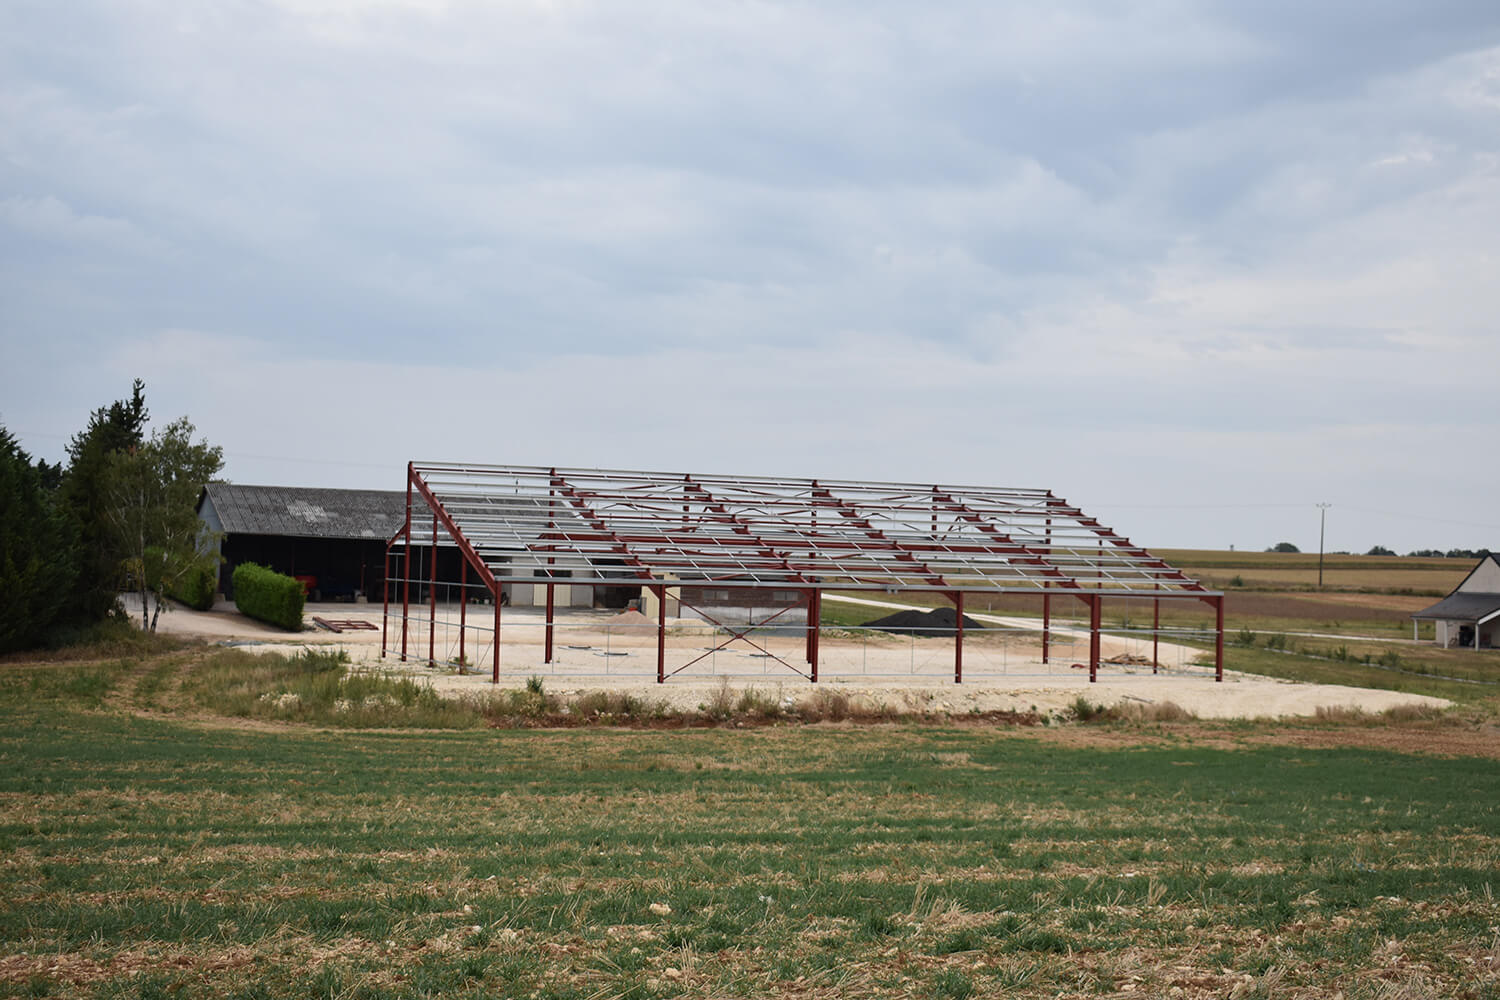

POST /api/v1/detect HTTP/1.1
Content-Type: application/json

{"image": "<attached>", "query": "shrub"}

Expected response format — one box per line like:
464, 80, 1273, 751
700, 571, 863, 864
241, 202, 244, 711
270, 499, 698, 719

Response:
1070, 695, 1106, 722
1104, 700, 1196, 723
168, 563, 216, 611
232, 562, 305, 631
797, 688, 850, 722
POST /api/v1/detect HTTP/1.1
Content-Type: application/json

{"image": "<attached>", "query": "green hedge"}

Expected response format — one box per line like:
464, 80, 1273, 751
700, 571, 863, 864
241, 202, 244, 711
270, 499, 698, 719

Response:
169, 563, 217, 611
142, 545, 218, 612
232, 562, 305, 631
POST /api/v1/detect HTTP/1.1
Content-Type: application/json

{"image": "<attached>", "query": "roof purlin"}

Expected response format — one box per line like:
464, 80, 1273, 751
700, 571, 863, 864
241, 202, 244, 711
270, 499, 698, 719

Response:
406, 462, 1214, 598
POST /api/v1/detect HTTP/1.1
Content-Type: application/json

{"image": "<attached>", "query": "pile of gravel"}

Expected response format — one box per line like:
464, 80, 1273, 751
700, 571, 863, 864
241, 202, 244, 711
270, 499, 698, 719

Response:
859, 607, 984, 638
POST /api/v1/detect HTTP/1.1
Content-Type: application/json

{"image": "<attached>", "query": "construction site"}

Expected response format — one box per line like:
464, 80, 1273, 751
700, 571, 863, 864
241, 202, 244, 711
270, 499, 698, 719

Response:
380, 462, 1226, 686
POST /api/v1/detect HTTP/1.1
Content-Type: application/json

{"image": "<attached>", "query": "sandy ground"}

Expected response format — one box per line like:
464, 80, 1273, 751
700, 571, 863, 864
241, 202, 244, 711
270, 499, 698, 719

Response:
145, 596, 1453, 720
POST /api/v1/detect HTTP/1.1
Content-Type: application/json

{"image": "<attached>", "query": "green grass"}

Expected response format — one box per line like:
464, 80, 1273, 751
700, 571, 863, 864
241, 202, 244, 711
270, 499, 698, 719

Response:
1, 656, 1498, 997
1209, 639, 1500, 707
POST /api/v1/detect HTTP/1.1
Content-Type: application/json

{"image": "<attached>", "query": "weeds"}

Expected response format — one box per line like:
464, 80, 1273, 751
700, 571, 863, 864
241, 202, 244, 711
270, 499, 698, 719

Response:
1070, 695, 1106, 722
1103, 699, 1196, 723
0, 614, 184, 664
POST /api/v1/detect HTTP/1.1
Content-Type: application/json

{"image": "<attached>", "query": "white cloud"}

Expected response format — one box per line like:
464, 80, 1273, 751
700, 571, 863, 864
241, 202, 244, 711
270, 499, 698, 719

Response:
2, 4, 1499, 552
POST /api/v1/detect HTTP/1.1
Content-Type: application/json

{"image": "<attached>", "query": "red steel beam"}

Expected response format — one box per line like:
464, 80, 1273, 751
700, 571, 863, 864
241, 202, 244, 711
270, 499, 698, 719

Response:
1088, 594, 1101, 684
1215, 595, 1224, 683
655, 585, 666, 684
809, 486, 947, 587
1042, 593, 1051, 664
932, 494, 1084, 592
544, 583, 555, 664
428, 511, 437, 667
1152, 583, 1160, 675
808, 589, 820, 683
954, 591, 964, 684
401, 480, 411, 662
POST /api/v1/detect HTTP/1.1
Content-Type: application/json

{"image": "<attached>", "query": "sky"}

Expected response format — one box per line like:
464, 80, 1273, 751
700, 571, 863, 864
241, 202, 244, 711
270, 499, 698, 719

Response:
3, 0, 1498, 555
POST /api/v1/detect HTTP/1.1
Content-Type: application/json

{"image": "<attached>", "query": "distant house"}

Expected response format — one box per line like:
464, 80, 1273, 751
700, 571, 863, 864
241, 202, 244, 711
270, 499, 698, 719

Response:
1411, 554, 1500, 649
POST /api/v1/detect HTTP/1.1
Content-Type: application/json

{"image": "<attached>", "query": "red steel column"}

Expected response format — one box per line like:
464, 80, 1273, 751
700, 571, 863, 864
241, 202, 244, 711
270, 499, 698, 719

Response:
1042, 593, 1051, 663
1152, 595, 1160, 675
1042, 513, 1053, 664
1089, 595, 1101, 684
954, 591, 964, 684
428, 511, 438, 666
803, 589, 814, 663
1215, 595, 1224, 682
400, 479, 412, 662
458, 558, 468, 667
492, 593, 501, 684
381, 544, 390, 659
655, 585, 666, 684
808, 590, 820, 683
544, 582, 555, 664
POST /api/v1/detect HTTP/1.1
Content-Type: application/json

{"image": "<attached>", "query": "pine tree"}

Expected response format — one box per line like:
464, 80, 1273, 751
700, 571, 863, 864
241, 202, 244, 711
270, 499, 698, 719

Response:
0, 426, 80, 651
58, 379, 149, 620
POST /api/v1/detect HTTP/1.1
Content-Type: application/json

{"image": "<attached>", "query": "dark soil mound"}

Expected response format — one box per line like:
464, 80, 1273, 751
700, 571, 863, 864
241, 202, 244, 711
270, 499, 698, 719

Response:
860, 606, 984, 637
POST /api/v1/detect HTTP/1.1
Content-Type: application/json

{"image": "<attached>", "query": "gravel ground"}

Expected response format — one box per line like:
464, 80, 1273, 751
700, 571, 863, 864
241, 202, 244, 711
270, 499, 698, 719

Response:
147, 596, 1452, 720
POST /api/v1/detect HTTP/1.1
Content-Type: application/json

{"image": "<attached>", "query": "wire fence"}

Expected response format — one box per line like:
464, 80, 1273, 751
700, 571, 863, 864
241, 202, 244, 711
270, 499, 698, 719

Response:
380, 579, 1220, 684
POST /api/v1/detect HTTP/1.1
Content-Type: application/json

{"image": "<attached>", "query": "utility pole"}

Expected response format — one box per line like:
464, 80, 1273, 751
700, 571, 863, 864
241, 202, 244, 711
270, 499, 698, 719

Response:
1317, 503, 1332, 589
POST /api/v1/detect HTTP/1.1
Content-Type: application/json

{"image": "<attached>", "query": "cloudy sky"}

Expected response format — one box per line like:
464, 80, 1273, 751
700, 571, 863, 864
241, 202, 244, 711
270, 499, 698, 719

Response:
3, 0, 1498, 554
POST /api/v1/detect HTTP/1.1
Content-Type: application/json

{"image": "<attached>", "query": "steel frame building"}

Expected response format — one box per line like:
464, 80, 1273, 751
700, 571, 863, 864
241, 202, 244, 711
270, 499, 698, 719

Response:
383, 462, 1225, 683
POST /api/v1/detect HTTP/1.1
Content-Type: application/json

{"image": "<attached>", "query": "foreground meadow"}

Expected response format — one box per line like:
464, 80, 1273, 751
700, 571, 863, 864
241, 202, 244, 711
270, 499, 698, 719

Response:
2, 645, 1499, 999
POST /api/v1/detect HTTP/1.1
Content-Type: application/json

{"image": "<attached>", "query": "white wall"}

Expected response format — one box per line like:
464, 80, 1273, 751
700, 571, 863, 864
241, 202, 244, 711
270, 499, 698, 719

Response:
1458, 557, 1500, 593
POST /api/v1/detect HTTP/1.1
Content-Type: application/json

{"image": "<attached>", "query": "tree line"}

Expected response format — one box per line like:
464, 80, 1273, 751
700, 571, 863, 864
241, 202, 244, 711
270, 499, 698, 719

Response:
1266, 542, 1492, 558
1, 380, 223, 652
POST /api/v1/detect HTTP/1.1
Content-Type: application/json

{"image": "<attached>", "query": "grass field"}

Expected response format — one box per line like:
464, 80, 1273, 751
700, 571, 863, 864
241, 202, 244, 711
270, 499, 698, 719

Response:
3, 641, 1500, 998
824, 550, 1490, 662
1153, 550, 1471, 597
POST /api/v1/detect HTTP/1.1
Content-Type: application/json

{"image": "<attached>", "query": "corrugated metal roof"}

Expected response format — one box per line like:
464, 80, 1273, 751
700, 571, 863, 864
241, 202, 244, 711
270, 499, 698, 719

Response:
1411, 592, 1500, 621
200, 484, 407, 541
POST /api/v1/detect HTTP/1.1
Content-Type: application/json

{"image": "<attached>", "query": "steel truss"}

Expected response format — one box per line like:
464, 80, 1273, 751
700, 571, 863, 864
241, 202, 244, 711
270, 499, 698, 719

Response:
382, 463, 1225, 684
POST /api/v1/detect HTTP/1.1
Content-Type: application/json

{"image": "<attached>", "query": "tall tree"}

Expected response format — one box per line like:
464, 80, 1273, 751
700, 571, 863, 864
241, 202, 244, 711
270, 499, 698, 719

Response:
59, 379, 149, 620
103, 417, 224, 632
0, 426, 79, 651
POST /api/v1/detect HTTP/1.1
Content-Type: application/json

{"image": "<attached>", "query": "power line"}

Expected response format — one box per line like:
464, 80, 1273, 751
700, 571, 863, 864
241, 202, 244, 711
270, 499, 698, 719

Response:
1092, 501, 1498, 531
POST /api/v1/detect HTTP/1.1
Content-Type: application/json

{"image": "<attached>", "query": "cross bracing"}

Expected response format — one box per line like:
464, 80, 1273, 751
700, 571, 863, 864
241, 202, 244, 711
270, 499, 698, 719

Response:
404, 462, 1211, 598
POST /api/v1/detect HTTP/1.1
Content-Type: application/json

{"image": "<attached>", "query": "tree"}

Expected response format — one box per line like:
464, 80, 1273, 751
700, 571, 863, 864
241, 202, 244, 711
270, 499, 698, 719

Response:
1366, 545, 1396, 556
59, 379, 149, 620
0, 426, 79, 651
1267, 542, 1300, 553
103, 417, 224, 632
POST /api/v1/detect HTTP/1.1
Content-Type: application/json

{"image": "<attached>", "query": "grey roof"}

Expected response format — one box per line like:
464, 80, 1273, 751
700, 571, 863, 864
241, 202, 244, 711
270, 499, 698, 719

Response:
1411, 592, 1500, 621
199, 484, 407, 541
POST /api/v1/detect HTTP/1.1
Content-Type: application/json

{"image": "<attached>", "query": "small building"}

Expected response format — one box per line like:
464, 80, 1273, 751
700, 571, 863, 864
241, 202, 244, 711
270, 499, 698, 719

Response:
198, 484, 407, 601
197, 483, 599, 609
673, 585, 807, 626
1411, 554, 1500, 649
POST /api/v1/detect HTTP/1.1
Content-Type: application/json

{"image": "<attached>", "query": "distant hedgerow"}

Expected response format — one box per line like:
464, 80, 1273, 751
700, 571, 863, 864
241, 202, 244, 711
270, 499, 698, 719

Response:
232, 562, 304, 631
169, 563, 217, 611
